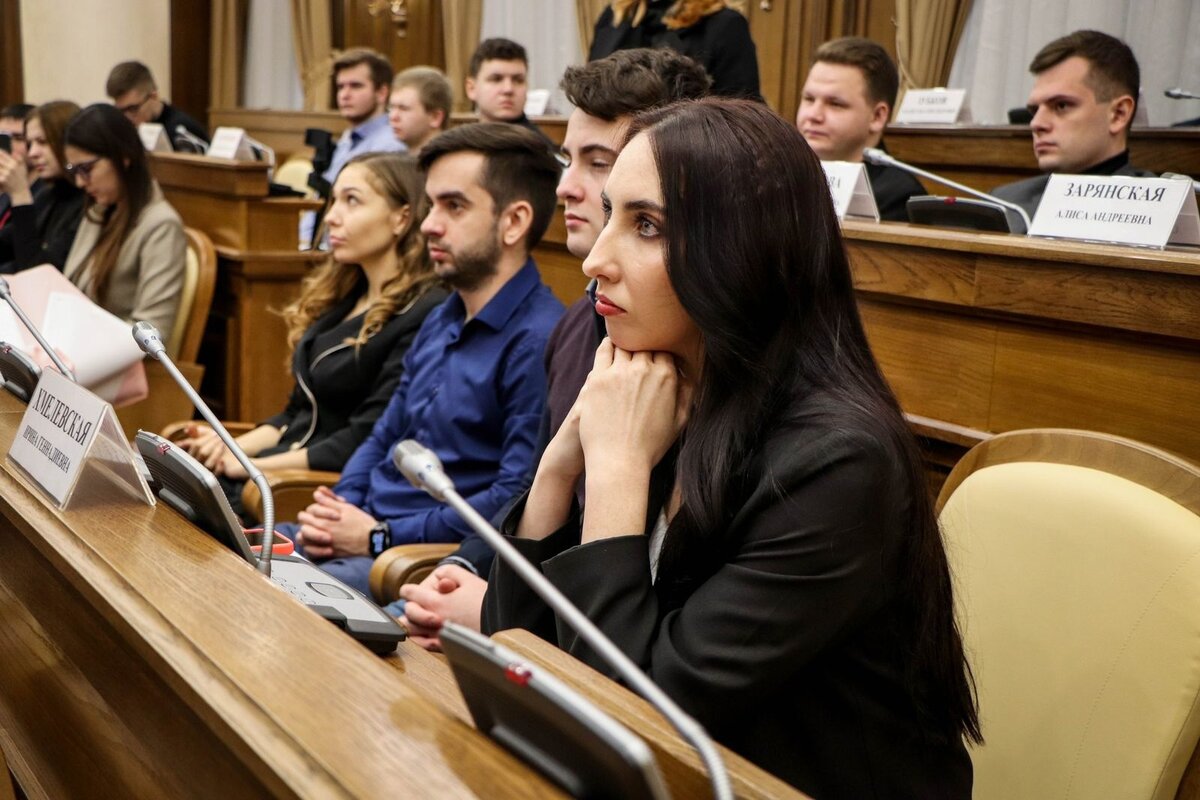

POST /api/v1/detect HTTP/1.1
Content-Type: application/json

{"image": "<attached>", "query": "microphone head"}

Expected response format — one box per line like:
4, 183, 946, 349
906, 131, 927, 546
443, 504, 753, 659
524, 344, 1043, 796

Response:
861, 147, 889, 166
0, 277, 10, 298
393, 440, 451, 500
132, 321, 166, 359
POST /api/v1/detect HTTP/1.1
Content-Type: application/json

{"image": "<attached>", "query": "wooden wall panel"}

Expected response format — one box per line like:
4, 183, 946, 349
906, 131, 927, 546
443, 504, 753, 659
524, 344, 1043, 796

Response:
170, 0, 212, 127
339, 0, 445, 72
0, 0, 22, 107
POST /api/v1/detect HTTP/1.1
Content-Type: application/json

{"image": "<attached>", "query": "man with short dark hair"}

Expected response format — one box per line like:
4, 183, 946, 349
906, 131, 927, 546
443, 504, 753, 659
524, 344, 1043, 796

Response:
993, 30, 1153, 217
388, 66, 453, 152
394, 49, 713, 650
796, 37, 924, 221
284, 123, 564, 595
106, 61, 208, 149
465, 38, 551, 145
324, 48, 406, 183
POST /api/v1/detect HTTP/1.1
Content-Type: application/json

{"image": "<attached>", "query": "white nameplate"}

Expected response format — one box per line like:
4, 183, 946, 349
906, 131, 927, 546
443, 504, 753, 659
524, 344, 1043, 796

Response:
1029, 174, 1200, 248
208, 126, 255, 160
8, 370, 153, 508
895, 88, 969, 124
524, 89, 550, 117
821, 161, 880, 222
138, 123, 172, 152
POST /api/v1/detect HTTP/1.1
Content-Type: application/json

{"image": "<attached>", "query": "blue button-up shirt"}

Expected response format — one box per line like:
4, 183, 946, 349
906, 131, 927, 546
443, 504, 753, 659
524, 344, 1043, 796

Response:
335, 259, 565, 544
323, 112, 406, 183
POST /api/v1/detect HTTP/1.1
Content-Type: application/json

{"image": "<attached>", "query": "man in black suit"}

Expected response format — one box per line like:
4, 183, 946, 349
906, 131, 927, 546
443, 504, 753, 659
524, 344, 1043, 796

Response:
106, 61, 209, 150
993, 30, 1154, 218
796, 37, 925, 222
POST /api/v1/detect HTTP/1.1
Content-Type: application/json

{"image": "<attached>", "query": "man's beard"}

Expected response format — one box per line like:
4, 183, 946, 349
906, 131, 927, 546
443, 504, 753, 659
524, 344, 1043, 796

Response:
433, 222, 501, 292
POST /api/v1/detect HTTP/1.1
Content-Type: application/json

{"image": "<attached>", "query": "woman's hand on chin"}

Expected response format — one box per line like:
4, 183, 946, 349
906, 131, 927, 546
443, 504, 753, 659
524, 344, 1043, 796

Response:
578, 338, 689, 477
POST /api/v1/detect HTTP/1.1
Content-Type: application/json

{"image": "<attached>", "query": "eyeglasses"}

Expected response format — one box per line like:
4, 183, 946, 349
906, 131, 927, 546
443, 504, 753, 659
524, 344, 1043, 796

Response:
64, 158, 102, 180
116, 95, 152, 117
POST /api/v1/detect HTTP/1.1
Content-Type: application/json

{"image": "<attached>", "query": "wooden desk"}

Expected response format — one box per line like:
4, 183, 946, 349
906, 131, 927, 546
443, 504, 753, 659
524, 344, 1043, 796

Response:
391, 632, 805, 800
843, 221, 1200, 466
0, 408, 563, 798
883, 125, 1200, 194
149, 152, 324, 421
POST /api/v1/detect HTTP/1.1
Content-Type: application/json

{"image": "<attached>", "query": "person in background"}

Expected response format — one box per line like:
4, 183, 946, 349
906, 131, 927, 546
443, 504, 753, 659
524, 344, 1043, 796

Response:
179, 153, 447, 517
0, 101, 85, 273
278, 123, 564, 596
394, 48, 713, 648
106, 61, 209, 149
388, 66, 453, 153
797, 37, 925, 221
0, 103, 36, 230
589, 1, 760, 99
483, 98, 980, 797
63, 104, 186, 337
465, 38, 552, 146
993, 30, 1153, 218
303, 48, 406, 248
323, 48, 406, 185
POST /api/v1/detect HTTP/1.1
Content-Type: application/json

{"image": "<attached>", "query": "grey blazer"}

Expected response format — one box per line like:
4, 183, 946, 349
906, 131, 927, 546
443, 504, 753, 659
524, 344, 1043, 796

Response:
64, 184, 186, 336
992, 161, 1156, 217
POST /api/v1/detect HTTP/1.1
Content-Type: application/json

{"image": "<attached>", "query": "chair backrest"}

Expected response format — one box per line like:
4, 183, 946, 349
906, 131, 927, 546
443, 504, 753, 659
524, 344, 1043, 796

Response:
274, 155, 317, 199
937, 429, 1200, 800
168, 227, 217, 362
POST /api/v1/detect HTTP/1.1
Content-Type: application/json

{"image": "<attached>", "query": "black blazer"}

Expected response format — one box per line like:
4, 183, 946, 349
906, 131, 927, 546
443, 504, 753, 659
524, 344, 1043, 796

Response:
0, 179, 85, 273
483, 389, 972, 798
260, 281, 448, 472
589, 5, 761, 100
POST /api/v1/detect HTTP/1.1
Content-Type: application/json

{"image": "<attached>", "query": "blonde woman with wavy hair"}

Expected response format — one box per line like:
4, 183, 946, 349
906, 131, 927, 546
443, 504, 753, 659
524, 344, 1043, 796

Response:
589, 0, 760, 99
181, 152, 446, 511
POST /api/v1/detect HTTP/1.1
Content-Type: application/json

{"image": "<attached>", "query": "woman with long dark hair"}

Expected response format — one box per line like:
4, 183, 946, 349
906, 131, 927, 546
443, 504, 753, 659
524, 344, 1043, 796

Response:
180, 152, 446, 504
0, 100, 84, 273
63, 103, 185, 337
483, 98, 980, 797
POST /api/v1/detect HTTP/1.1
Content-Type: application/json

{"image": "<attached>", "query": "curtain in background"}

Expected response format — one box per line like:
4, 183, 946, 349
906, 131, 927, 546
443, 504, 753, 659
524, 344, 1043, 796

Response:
947, 0, 1200, 125
894, 0, 973, 90
576, 0, 611, 58
442, 0, 484, 111
291, 0, 334, 111
482, 0, 582, 114
210, 0, 248, 110
244, 0, 304, 109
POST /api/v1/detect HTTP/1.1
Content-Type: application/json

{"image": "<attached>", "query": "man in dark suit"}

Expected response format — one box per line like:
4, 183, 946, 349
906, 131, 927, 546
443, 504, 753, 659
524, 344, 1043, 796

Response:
106, 61, 209, 150
993, 30, 1154, 218
796, 37, 925, 222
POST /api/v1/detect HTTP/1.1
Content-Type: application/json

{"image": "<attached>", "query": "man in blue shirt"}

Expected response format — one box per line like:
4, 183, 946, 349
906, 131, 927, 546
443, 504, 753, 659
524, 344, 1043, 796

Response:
284, 122, 565, 595
302, 48, 406, 245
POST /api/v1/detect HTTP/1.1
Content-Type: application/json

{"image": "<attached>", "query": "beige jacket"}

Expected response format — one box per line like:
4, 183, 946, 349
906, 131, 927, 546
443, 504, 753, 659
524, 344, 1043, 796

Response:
64, 184, 186, 336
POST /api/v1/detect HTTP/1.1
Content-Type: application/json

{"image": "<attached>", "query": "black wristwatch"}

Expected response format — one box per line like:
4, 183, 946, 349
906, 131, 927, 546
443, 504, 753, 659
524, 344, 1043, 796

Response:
368, 520, 391, 557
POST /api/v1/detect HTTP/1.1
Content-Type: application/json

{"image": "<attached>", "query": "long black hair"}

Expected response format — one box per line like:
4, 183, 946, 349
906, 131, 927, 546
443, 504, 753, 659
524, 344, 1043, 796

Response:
629, 97, 982, 744
64, 103, 154, 301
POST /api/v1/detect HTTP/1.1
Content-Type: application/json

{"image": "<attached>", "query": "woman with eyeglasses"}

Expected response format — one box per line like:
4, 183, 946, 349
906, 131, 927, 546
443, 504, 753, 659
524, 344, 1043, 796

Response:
0, 101, 84, 274
62, 103, 185, 337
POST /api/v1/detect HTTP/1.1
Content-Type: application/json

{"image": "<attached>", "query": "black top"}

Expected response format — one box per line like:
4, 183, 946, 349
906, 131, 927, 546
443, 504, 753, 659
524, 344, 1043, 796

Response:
156, 102, 210, 149
589, 3, 761, 100
259, 280, 448, 472
866, 161, 927, 222
482, 389, 973, 798
992, 149, 1155, 217
0, 179, 85, 273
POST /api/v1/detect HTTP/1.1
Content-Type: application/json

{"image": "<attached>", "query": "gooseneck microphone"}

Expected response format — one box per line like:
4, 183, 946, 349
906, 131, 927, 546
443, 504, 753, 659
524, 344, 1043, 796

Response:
173, 125, 209, 155
1165, 88, 1200, 101
863, 147, 1033, 233
0, 276, 76, 381
133, 321, 275, 576
394, 440, 733, 800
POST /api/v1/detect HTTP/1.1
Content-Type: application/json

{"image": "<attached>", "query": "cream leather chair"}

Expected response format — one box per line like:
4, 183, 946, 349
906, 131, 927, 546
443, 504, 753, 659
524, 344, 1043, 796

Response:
937, 429, 1200, 800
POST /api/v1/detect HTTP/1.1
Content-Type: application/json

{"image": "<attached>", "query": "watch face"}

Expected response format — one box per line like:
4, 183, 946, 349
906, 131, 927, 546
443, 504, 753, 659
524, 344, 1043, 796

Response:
371, 530, 384, 555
